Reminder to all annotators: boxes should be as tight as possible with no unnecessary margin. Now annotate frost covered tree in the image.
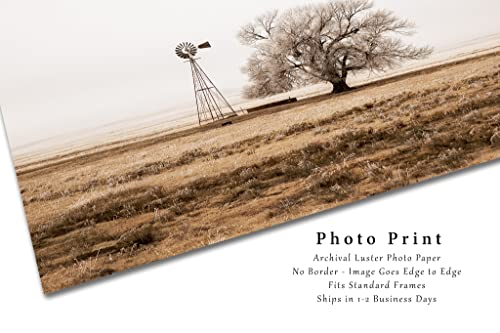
[239,0,432,98]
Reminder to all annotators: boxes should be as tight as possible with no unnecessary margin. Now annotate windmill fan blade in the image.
[175,42,198,59]
[198,41,211,49]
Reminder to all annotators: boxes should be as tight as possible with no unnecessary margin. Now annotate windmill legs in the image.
[189,59,237,125]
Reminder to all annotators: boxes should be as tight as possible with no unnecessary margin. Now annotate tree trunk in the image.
[331,79,351,94]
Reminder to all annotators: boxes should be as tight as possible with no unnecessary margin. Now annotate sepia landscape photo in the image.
[1,0,499,293]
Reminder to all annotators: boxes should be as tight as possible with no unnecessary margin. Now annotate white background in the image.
[1,117,499,331]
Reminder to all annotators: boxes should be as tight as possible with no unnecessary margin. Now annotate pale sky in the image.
[1,0,499,148]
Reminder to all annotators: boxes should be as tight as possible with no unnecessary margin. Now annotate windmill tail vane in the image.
[175,41,237,126]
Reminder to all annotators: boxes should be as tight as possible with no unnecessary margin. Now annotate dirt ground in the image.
[16,51,500,293]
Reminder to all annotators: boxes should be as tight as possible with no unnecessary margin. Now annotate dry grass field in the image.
[17,51,499,293]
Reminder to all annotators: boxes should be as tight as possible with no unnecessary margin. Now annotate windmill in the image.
[175,41,237,126]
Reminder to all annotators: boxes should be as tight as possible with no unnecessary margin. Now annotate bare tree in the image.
[239,0,432,97]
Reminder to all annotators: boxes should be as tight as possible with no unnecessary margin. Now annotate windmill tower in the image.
[175,42,237,126]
